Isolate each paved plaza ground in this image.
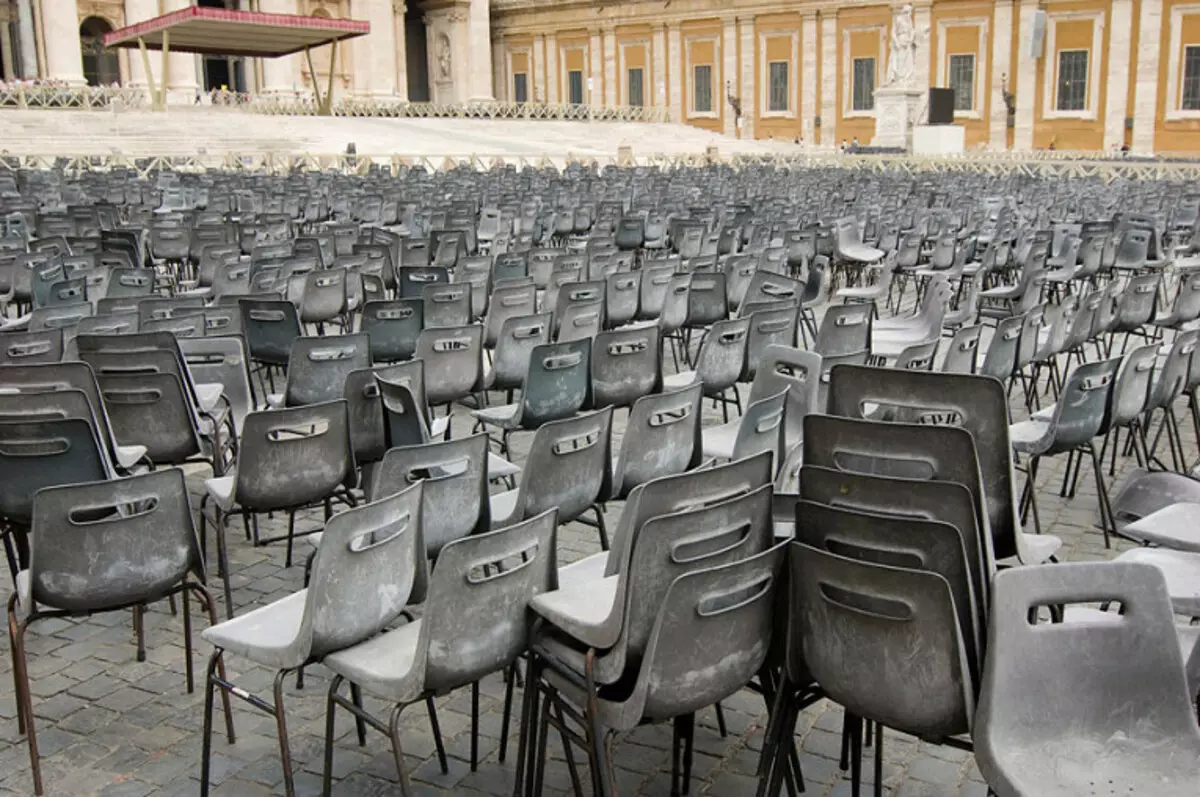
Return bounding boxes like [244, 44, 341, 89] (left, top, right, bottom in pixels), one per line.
[0, 307, 1186, 797]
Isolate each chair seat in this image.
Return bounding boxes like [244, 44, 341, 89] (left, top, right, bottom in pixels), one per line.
[559, 551, 609, 584]
[841, 244, 883, 263]
[200, 590, 309, 670]
[700, 420, 740, 461]
[205, 473, 237, 513]
[195, 382, 225, 414]
[1008, 419, 1052, 455]
[1114, 548, 1200, 616]
[836, 285, 884, 300]
[1122, 503, 1200, 551]
[13, 570, 32, 620]
[114, 444, 148, 470]
[489, 488, 519, 528]
[488, 453, 521, 480]
[529, 575, 621, 650]
[265, 393, 285, 409]
[1003, 531, 1061, 565]
[661, 371, 698, 390]
[430, 415, 450, 439]
[323, 618, 423, 704]
[471, 403, 520, 428]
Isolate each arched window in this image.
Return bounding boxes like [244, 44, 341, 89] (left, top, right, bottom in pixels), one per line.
[79, 17, 120, 87]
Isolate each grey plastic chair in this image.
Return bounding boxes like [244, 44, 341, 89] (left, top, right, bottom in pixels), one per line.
[975, 561, 1200, 797]
[1110, 272, 1160, 351]
[179, 336, 256, 438]
[608, 383, 703, 500]
[1141, 329, 1199, 471]
[471, 338, 591, 452]
[239, 297, 302, 387]
[10, 469, 232, 796]
[201, 399, 357, 589]
[744, 304, 800, 381]
[635, 263, 675, 321]
[590, 325, 662, 409]
[815, 302, 872, 360]
[792, 542, 974, 793]
[485, 311, 552, 397]
[977, 313, 1024, 382]
[528, 541, 786, 797]
[489, 407, 613, 546]
[360, 298, 422, 363]
[605, 270, 641, 327]
[414, 324, 485, 418]
[483, 281, 537, 347]
[0, 328, 62, 365]
[321, 508, 557, 796]
[662, 316, 750, 422]
[422, 282, 472, 329]
[267, 333, 371, 408]
[555, 297, 604, 342]
[199, 483, 424, 797]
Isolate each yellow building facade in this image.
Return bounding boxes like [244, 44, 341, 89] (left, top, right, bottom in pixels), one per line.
[490, 0, 1200, 153]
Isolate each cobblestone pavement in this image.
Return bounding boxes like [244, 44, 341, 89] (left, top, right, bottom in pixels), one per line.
[0, 317, 1192, 797]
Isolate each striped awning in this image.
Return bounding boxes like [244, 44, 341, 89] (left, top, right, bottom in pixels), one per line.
[103, 6, 369, 58]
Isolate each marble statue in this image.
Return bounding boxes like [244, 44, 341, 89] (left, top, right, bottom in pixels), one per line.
[437, 34, 452, 80]
[884, 4, 919, 88]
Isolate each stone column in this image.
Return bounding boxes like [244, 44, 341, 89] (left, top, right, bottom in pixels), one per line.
[588, 28, 602, 106]
[1131, 0, 1161, 153]
[492, 34, 504, 99]
[15, 0, 37, 78]
[1, 15, 15, 79]
[1013, 0, 1038, 150]
[603, 26, 617, 106]
[722, 15, 738, 136]
[468, 0, 493, 101]
[534, 34, 546, 103]
[40, 0, 85, 85]
[1105, 0, 1133, 149]
[801, 11, 818, 142]
[667, 23, 682, 122]
[260, 0, 297, 95]
[739, 16, 755, 138]
[652, 24, 666, 109]
[356, 0, 396, 99]
[163, 0, 199, 102]
[545, 32, 558, 103]
[989, 0, 1014, 149]
[125, 0, 159, 94]
[820, 12, 837, 145]
[393, 1, 409, 102]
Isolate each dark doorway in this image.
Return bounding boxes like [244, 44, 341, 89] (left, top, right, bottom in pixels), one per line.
[405, 5, 429, 102]
[198, 0, 245, 91]
[80, 17, 120, 86]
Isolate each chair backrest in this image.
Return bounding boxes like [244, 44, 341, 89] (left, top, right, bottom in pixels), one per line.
[637, 264, 675, 320]
[95, 372, 202, 465]
[370, 433, 490, 560]
[0, 387, 112, 474]
[284, 333, 371, 407]
[420, 509, 558, 691]
[628, 534, 787, 724]
[795, 500, 982, 687]
[733, 388, 788, 466]
[0, 360, 124, 462]
[414, 324, 484, 405]
[305, 482, 424, 659]
[815, 303, 872, 358]
[422, 282, 472, 329]
[483, 281, 537, 347]
[975, 561, 1200, 793]
[29, 302, 92, 332]
[747, 345, 821, 448]
[792, 542, 974, 742]
[28, 468, 200, 612]
[1114, 273, 1160, 330]
[234, 400, 357, 511]
[978, 314, 1024, 380]
[514, 407, 613, 525]
[238, 297, 302, 366]
[0, 329, 63, 365]
[693, 317, 750, 391]
[591, 325, 661, 409]
[1042, 358, 1119, 453]
[178, 336, 256, 436]
[894, 338, 940, 371]
[684, 271, 728, 327]
[610, 383, 702, 501]
[1146, 328, 1199, 411]
[1105, 343, 1158, 428]
[360, 298, 422, 364]
[0, 418, 109, 525]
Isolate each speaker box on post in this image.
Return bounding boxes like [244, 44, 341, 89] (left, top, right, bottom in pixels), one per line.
[928, 88, 955, 125]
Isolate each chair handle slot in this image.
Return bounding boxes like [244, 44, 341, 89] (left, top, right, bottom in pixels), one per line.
[249, 309, 286, 322]
[543, 352, 583, 370]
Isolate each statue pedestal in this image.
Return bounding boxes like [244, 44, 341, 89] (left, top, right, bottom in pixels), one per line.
[872, 87, 924, 150]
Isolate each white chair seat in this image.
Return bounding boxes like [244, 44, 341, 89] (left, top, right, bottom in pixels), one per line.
[195, 382, 225, 414]
[700, 420, 740, 461]
[661, 371, 698, 390]
[114, 444, 148, 470]
[488, 453, 520, 480]
[488, 488, 520, 528]
[471, 403, 520, 427]
[1114, 547, 1200, 616]
[322, 618, 424, 704]
[200, 590, 308, 670]
[204, 473, 237, 513]
[559, 552, 609, 584]
[1008, 418, 1052, 454]
[1019, 532, 1062, 564]
[1122, 503, 1200, 551]
[842, 244, 884, 263]
[265, 393, 285, 409]
[529, 576, 621, 650]
[430, 415, 450, 439]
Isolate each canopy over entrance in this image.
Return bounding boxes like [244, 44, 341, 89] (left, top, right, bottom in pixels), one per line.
[104, 7, 369, 113]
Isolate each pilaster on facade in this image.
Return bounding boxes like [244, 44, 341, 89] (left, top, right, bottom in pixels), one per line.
[259, 0, 297, 94]
[468, 0, 495, 101]
[1104, 0, 1133, 149]
[163, 0, 199, 101]
[738, 16, 755, 139]
[393, 1, 410, 102]
[588, 28, 603, 106]
[911, 0, 933, 98]
[989, 0, 1013, 150]
[652, 25, 667, 110]
[819, 12, 837, 146]
[667, 22, 683, 123]
[722, 15, 739, 136]
[1132, 0, 1162, 153]
[801, 11, 818, 143]
[545, 31, 559, 103]
[534, 34, 547, 103]
[602, 26, 617, 106]
[1013, 0, 1038, 151]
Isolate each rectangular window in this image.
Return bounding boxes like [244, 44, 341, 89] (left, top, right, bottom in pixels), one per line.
[768, 61, 790, 112]
[567, 70, 584, 105]
[1056, 49, 1088, 112]
[627, 67, 645, 107]
[513, 73, 528, 104]
[693, 64, 713, 113]
[852, 57, 875, 112]
[1183, 45, 1200, 110]
[948, 53, 975, 112]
